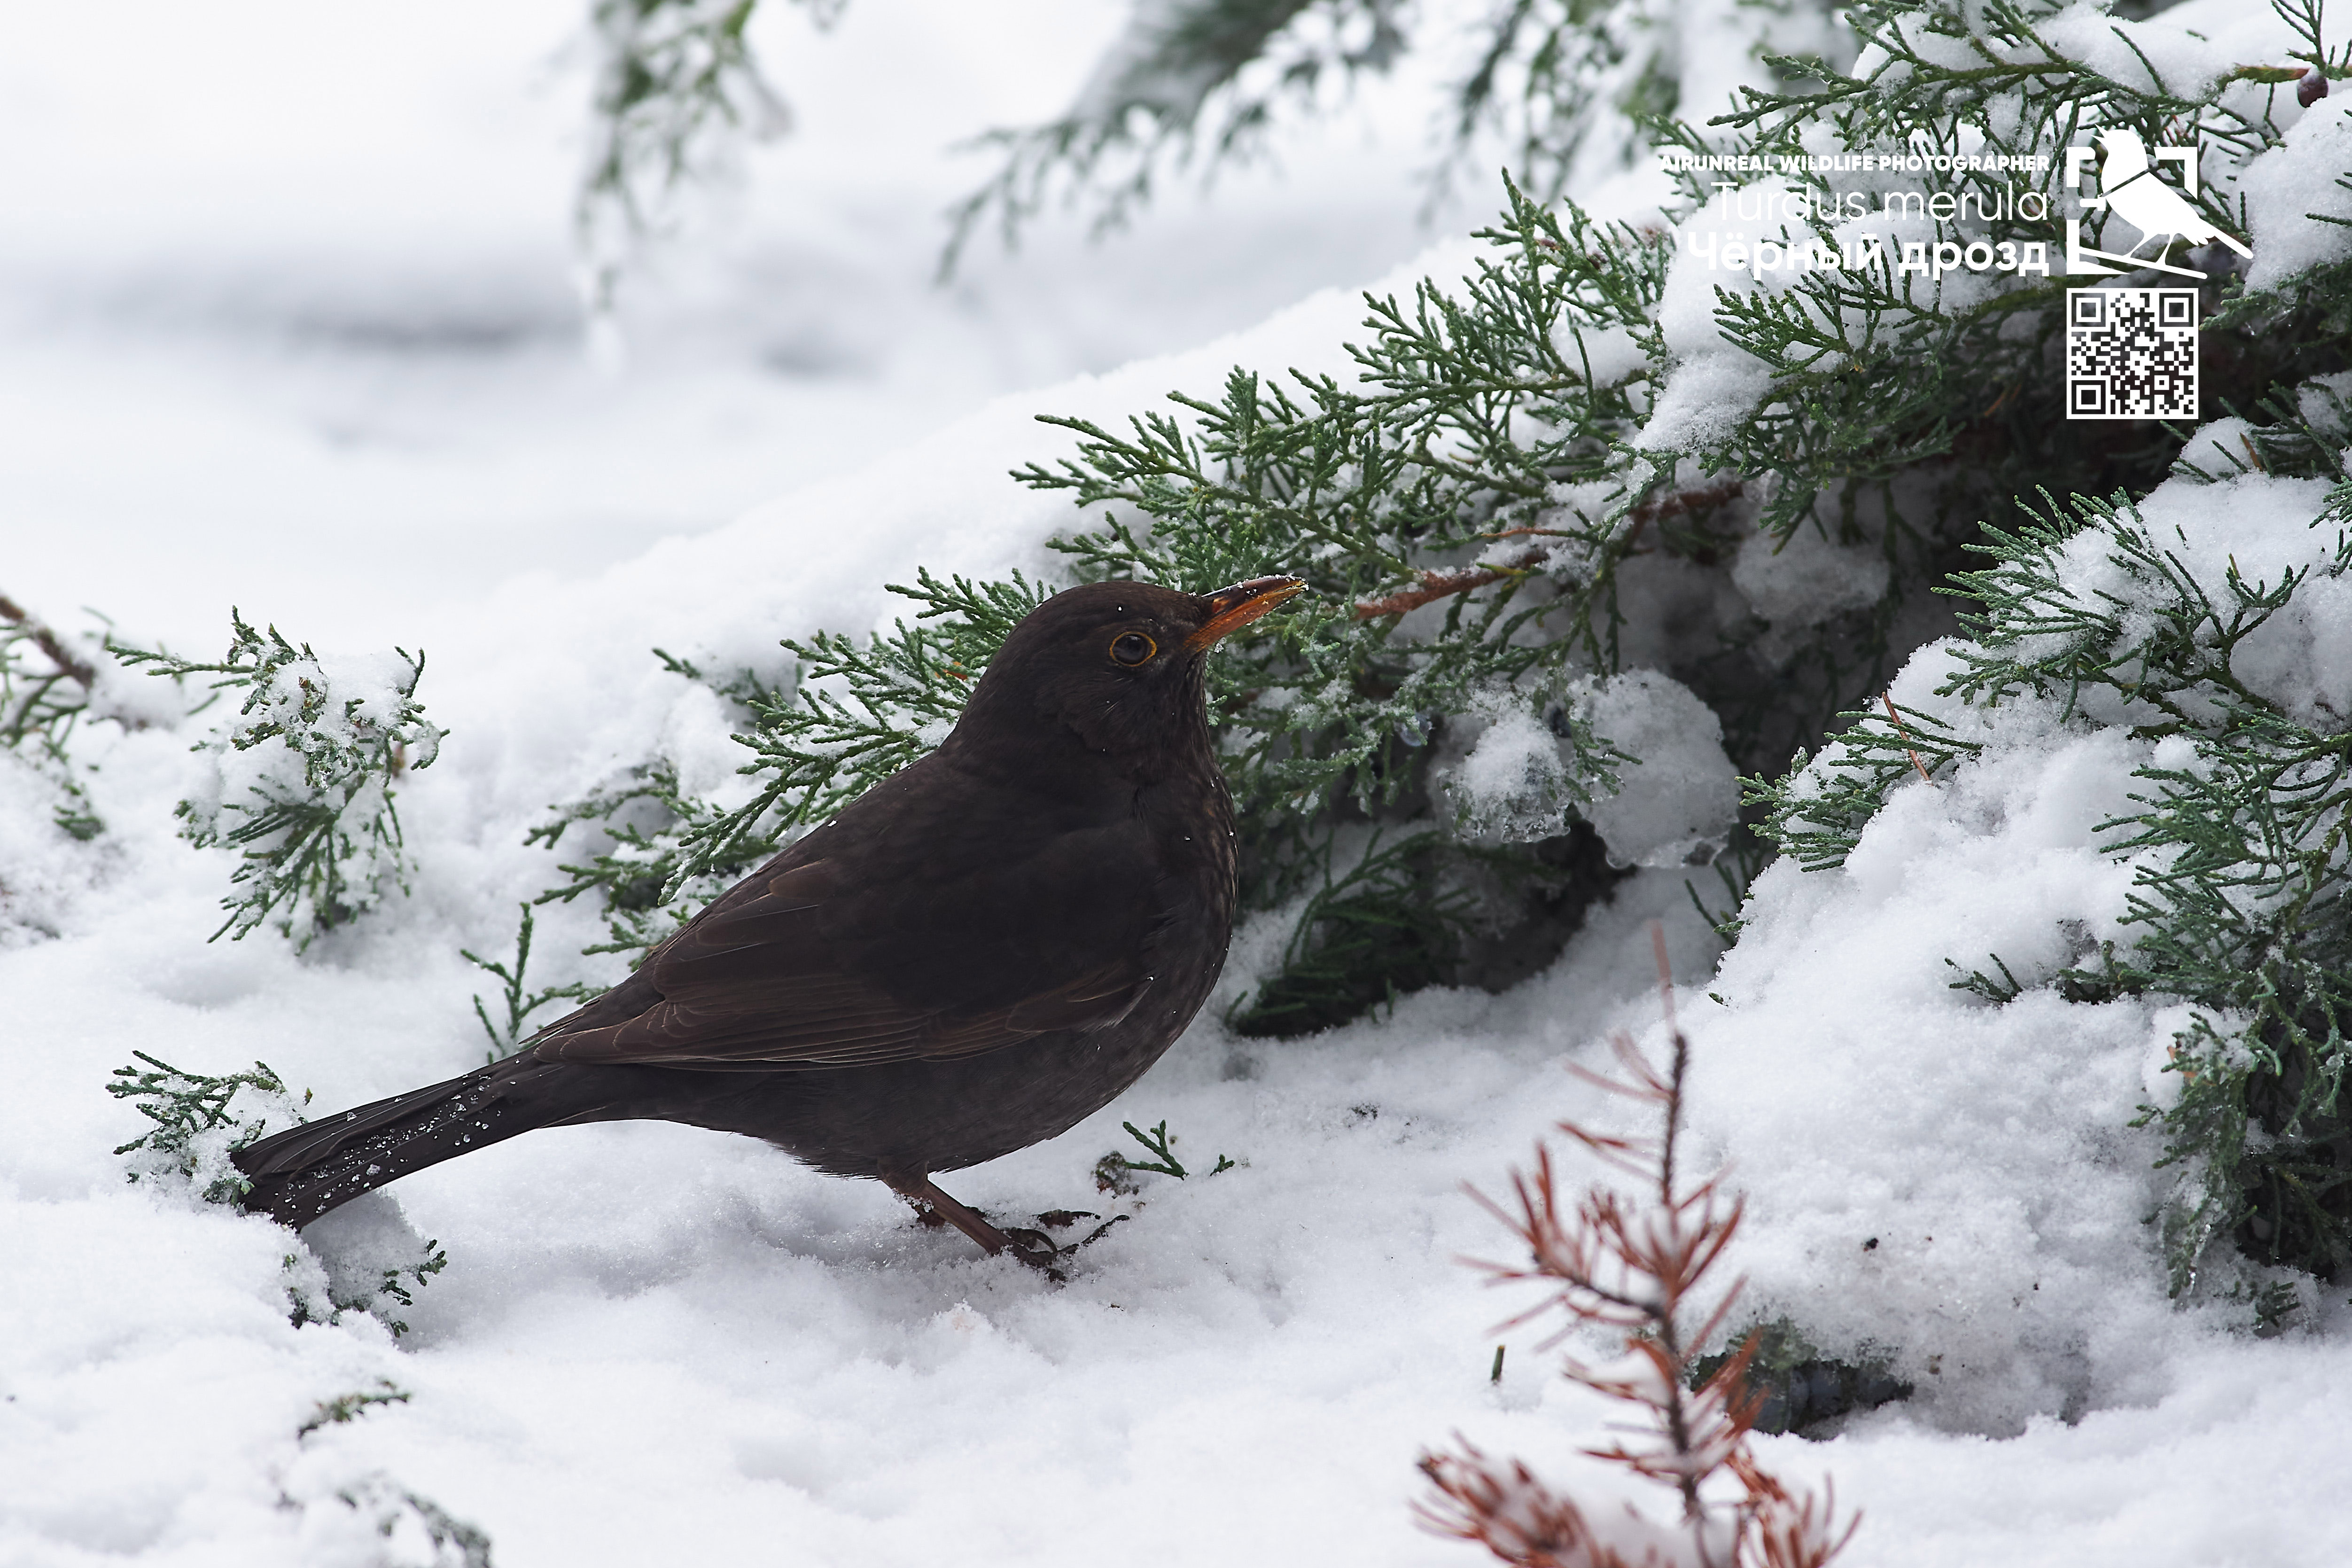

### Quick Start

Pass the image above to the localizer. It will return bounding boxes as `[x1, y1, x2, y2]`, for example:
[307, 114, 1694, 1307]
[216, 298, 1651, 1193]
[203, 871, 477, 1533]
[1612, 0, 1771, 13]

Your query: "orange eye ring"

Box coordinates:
[1110, 632, 1157, 666]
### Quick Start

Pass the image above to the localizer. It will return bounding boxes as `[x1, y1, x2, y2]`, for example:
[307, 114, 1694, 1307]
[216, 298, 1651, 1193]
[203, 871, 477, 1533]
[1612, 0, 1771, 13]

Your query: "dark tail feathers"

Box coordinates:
[234, 1054, 600, 1228]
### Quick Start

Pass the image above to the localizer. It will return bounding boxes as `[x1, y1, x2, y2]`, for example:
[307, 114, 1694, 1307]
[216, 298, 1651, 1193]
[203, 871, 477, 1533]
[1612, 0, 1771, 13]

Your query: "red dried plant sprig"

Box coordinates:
[1416, 1444, 1629, 1568]
[1416, 924, 1857, 1568]
[1730, 1459, 1860, 1568]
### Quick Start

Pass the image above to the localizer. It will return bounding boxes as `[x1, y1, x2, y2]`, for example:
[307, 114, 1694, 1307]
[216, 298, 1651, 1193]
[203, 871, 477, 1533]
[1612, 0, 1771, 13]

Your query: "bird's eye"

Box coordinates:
[1110, 632, 1157, 666]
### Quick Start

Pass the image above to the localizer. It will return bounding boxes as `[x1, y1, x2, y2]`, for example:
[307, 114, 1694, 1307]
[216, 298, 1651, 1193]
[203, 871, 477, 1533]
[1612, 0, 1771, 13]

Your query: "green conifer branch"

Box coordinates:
[115, 611, 443, 947]
[0, 595, 112, 840]
[106, 1050, 309, 1205]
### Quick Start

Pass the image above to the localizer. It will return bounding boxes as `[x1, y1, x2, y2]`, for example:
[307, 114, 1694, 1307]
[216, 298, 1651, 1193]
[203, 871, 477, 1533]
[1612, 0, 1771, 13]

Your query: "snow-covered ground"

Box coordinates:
[7, 4, 2352, 1566]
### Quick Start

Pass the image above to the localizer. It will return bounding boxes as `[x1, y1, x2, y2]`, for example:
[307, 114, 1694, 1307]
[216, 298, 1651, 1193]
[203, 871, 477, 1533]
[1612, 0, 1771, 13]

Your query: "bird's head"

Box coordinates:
[950, 577, 1306, 771]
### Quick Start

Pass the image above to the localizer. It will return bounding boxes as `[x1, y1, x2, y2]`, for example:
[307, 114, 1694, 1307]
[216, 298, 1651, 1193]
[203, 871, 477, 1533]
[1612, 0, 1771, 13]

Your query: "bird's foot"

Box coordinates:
[885, 1170, 1066, 1275]
[998, 1212, 1129, 1277]
[996, 1226, 1067, 1274]
[884, 1172, 1132, 1279]
[1035, 1208, 1130, 1250]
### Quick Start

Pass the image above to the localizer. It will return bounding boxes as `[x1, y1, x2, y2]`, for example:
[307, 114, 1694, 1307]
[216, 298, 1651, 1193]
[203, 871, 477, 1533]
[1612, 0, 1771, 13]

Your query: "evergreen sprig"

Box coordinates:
[1754, 479, 2352, 1288]
[115, 611, 443, 946]
[0, 594, 109, 840]
[576, 0, 800, 313]
[1944, 489, 2336, 720]
[297, 1380, 413, 1439]
[107, 1050, 310, 1205]
[944, 0, 1410, 267]
[1096, 1117, 1237, 1186]
[1742, 699, 1981, 874]
[526, 756, 754, 960]
[462, 903, 596, 1058]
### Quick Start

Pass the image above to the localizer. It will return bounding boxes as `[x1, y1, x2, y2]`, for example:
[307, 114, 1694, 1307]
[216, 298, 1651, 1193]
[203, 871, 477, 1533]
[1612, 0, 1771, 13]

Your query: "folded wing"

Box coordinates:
[529, 826, 1159, 1071]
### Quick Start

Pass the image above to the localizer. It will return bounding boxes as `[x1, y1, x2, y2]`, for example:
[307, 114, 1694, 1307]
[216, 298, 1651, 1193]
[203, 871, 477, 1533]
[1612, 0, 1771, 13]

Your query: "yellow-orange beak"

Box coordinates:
[1184, 576, 1307, 652]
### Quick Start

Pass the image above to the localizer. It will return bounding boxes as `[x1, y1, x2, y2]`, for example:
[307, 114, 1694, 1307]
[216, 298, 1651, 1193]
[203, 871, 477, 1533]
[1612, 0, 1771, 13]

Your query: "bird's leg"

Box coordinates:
[889, 1172, 1002, 1250]
[882, 1170, 1061, 1272]
[896, 1190, 949, 1228]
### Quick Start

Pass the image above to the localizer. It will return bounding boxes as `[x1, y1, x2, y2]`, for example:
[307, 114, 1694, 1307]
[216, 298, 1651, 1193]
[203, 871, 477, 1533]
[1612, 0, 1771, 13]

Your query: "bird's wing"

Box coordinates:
[529, 824, 1161, 1071]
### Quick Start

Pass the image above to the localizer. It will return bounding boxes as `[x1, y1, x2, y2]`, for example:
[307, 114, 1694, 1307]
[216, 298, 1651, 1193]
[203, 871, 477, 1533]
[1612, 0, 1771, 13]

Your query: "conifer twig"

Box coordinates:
[1358, 482, 1748, 618]
[1354, 549, 1545, 620]
[1879, 694, 1933, 786]
[0, 594, 98, 689]
[1480, 480, 1747, 545]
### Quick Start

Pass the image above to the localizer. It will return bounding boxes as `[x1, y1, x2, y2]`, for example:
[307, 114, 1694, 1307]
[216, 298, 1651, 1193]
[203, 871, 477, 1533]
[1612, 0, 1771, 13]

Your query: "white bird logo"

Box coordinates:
[2091, 128, 2251, 263]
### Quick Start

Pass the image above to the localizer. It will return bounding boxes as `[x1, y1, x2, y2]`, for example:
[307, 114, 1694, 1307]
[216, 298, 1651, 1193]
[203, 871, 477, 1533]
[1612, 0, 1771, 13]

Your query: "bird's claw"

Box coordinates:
[1036, 1209, 1131, 1248]
[1001, 1211, 1131, 1279]
[999, 1226, 1066, 1274]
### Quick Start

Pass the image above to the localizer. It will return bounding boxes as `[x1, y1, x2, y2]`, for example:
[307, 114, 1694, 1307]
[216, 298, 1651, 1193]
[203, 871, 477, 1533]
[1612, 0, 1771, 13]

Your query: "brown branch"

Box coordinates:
[1354, 549, 1545, 621]
[0, 594, 99, 689]
[1879, 693, 1933, 785]
[1356, 480, 1746, 619]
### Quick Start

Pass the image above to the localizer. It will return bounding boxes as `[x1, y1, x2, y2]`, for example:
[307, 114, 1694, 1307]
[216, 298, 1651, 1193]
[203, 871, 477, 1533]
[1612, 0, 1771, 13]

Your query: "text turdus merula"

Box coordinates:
[234, 576, 1304, 1265]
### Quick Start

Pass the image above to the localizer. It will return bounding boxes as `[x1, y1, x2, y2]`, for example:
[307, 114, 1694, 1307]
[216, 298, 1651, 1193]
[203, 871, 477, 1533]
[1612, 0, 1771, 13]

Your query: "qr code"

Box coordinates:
[2066, 288, 2198, 420]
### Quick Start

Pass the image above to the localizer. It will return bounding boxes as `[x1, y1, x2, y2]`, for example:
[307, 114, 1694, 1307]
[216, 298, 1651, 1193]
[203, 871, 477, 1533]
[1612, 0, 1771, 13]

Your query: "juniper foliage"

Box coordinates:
[1750, 473, 2352, 1290]
[1100, 1117, 1238, 1183]
[524, 755, 749, 960]
[107, 1050, 311, 1205]
[304, 1475, 493, 1568]
[1729, 0, 2352, 1292]
[297, 1381, 413, 1440]
[942, 0, 1410, 265]
[577, 0, 804, 313]
[462, 903, 596, 1059]
[115, 611, 444, 946]
[0, 595, 108, 840]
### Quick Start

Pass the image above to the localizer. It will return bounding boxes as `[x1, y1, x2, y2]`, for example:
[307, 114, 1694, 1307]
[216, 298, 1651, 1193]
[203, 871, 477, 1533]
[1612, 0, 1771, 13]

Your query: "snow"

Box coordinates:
[2134, 468, 2352, 727]
[1704, 676, 2179, 1426]
[1732, 518, 1892, 663]
[8, 4, 2352, 1567]
[1638, 179, 1799, 452]
[1441, 694, 1580, 845]
[1580, 672, 1738, 868]
[2241, 94, 2352, 292]
[2039, 0, 2285, 102]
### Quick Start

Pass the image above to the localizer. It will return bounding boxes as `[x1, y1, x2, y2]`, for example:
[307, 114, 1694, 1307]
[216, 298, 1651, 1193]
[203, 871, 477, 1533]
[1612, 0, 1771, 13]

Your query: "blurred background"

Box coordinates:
[0, 0, 1480, 651]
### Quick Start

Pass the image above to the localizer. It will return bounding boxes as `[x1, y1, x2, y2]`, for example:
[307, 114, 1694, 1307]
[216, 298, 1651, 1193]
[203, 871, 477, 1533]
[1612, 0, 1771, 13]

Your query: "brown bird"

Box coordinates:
[234, 576, 1305, 1265]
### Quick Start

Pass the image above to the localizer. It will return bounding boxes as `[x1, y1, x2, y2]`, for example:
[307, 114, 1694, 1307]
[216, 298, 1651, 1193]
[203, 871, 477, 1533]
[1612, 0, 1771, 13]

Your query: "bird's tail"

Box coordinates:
[233, 1053, 611, 1228]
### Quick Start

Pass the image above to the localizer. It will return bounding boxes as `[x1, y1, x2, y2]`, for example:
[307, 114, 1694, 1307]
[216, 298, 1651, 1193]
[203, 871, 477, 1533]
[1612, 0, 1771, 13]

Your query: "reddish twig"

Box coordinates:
[1879, 693, 1933, 785]
[1354, 547, 1547, 621]
[1357, 481, 1745, 619]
